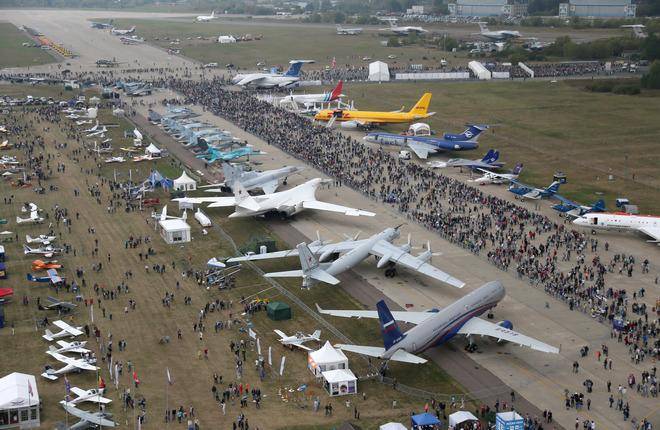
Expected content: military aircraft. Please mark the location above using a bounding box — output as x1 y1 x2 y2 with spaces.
201 163 304 194
573 212 660 244
470 163 523 185
26 234 57 245
90 20 113 29
66 387 112 405
111 26 136 36
379 18 428 35
196 146 266 163
232 60 314 89
336 25 363 35
42 320 84 342
274 329 321 350
24 244 62 258
317 280 559 364
61 402 117 428
38 296 77 313
475 22 521 41
552 197 605 218
428 149 504 170
46 340 90 355
508 179 561 200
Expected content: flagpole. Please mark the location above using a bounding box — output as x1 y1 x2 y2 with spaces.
165 369 169 426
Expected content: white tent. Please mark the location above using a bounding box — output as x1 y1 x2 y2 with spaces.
145 143 161 156
408 123 431 136
308 341 348 377
218 35 237 44
0 372 40 428
369 61 390 82
173 171 197 191
158 219 191 244
448 411 478 428
468 61 491 80
380 423 408 430
321 369 357 396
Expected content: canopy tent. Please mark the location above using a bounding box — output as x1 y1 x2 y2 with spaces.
308 341 348 377
146 170 173 189
0 372 40 428
380 422 408 430
408 123 431 136
144 143 162 156
266 301 291 321
369 61 390 82
321 369 357 396
448 411 478 429
411 413 441 429
173 170 197 191
158 218 191 244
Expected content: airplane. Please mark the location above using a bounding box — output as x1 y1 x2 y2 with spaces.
316 280 559 364
552 197 605 218
175 178 375 219
105 156 126 164
469 163 524 185
379 18 428 35
96 59 122 67
111 26 136 36
43 320 84 342
120 35 145 45
195 146 266 163
39 296 77 313
428 149 504 170
27 268 64 284
90 20 113 29
67 108 98 121
0 288 13 303
42 350 98 380
201 163 304 194
475 22 521 41
508 180 561 200
279 81 344 107
0 141 12 150
314 93 435 129
621 24 647 39
26 234 56 245
573 212 660 244
364 124 489 159
32 259 63 270
336 25 363 35
75 119 93 126
61 402 117 428
232 60 314 89
273 329 321 350
0 155 19 165
196 10 217 22
153 205 187 223
86 126 107 138
24 244 62 258
47 340 90 355
16 205 45 224
227 227 464 289
66 387 112 405
132 154 160 162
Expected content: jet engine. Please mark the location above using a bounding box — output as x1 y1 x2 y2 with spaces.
497 320 513 330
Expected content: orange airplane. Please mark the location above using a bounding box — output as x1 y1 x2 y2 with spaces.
31 259 63 270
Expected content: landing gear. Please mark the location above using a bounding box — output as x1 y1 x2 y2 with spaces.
465 335 478 353
384 267 397 278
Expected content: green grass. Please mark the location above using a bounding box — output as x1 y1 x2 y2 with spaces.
0 22 56 69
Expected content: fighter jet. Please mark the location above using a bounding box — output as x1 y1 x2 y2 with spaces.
508 179 561 200
274 329 321 351
42 320 84 342
39 296 77 313
427 149 504 170
47 340 90 355
61 402 117 428
201 163 304 194
42 353 97 380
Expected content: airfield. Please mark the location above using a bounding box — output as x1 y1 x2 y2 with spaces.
0 8 659 430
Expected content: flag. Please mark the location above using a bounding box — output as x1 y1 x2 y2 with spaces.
166 368 173 385
64 376 71 401
28 380 33 397
133 371 140 385
98 375 106 390
331 57 336 69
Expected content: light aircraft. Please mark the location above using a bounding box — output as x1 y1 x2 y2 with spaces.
232 60 313 89
175 178 375 219
24 244 62 258
47 340 90 355
90 20 113 29
317 280 559 364
552 197 605 218
16 204 44 224
336 25 363 35
621 24 647 38
573 212 660 244
86 126 107 138
75 119 93 126
32 259 63 270
111 26 136 36
42 350 97 380
508 179 561 200
0 288 13 302
61 402 117 428
154 205 187 223
475 22 521 41
196 11 217 22
39 296 77 313
428 149 504 169
121 35 145 45
67 108 98 121
82 121 100 133
380 18 428 35
66 387 112 405
227 227 464 289
201 163 303 194
0 141 12 150
0 156 18 165
105 156 126 164
26 234 56 245
120 147 139 153
27 268 64 284
470 163 524 185
274 329 321 350
43 320 84 342
196 146 266 163
365 124 488 159
315 93 435 128
279 81 344 107
132 154 160 162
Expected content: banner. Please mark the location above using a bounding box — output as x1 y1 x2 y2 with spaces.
256 338 261 356
268 347 272 366
279 356 286 376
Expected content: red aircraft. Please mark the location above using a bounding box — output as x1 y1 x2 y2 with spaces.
31 260 63 270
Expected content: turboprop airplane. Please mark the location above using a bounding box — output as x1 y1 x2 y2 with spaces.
196 146 266 163
552 197 605 218
428 149 504 169
39 296 77 313
61 402 117 428
227 227 464 289
27 268 64 284
314 93 435 128
26 234 56 245
232 60 314 89
380 18 428 35
47 340 90 355
66 387 112 405
317 280 559 364
42 320 84 342
24 244 62 258
196 10 217 22
175 178 375 219
279 81 344 107
201 163 304 194
470 163 523 185
274 329 321 350
364 124 488 159
111 26 136 36
336 25 363 35
508 179 561 200
475 22 521 41
573 212 660 244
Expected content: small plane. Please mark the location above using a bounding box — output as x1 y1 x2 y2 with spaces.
279 81 344 107
26 234 57 245
43 320 84 342
365 124 489 159
552 197 605 218
111 26 136 36
24 244 62 258
232 60 314 89
227 227 463 289
16 205 45 224
380 18 428 35
621 24 647 39
153 205 187 223
90 20 113 29
274 329 321 350
336 25 363 35
0 288 13 303
132 154 160 162
0 155 19 165
86 126 107 138
42 350 97 380
196 146 266 163
61 402 117 428
428 149 504 170
201 163 303 194
0 141 12 150
508 179 561 200
27 268 64 284
32 259 63 270
317 280 559 364
315 93 435 128
66 387 112 405
196 10 217 22
470 163 524 185
47 340 90 355
105 156 126 164
39 296 77 313
475 22 521 41
175 178 375 219
120 35 145 45
573 212 660 244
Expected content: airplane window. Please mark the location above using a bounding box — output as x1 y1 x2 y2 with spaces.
592 217 598 225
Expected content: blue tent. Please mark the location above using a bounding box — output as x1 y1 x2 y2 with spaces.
147 170 173 189
411 413 441 429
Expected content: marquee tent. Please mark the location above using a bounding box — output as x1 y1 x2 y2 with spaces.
0 372 40 429
321 369 357 396
369 61 390 82
173 170 197 191
308 341 348 377
448 411 478 429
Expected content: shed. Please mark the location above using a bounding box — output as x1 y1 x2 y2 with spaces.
308 340 348 377
369 61 390 82
266 301 291 321
321 369 357 396
448 411 478 429
411 413 441 429
173 171 197 191
380 423 408 430
0 372 40 429
158 219 191 244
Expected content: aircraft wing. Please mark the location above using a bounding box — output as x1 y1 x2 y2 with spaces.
273 329 287 340
291 343 312 351
72 359 98 371
53 320 84 336
260 179 280 194
62 403 117 427
522 190 542 199
236 75 266 86
457 317 559 353
173 197 236 207
334 344 427 364
301 200 375 217
638 226 660 243
476 168 511 179
227 240 361 263
370 241 465 288
316 303 436 325
406 141 437 160
47 269 62 283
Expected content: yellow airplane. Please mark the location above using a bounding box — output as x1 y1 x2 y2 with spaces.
314 92 435 128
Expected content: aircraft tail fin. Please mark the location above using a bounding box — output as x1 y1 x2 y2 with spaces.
478 22 489 32
311 330 321 340
284 61 304 77
298 242 319 272
329 80 343 101
591 199 606 212
221 162 240 186
27 273 35 282
512 162 523 175
481 149 495 162
409 93 432 116
377 300 404 350
461 124 488 142
546 181 561 194
233 181 259 211
160 206 167 221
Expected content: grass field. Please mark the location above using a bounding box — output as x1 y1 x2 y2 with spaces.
0 22 56 69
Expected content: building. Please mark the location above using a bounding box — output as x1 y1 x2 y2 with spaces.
449 0 528 17
559 0 636 17
0 373 40 429
406 5 426 14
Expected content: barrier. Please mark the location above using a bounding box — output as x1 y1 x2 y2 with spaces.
518 62 534 78
491 71 510 79
395 72 470 81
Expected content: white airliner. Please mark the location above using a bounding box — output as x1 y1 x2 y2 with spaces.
475 22 521 41
279 81 344 108
317 280 559 364
43 320 84 342
336 25 363 35
111 26 136 36
573 212 660 244
274 329 321 350
380 19 427 35
196 11 217 22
